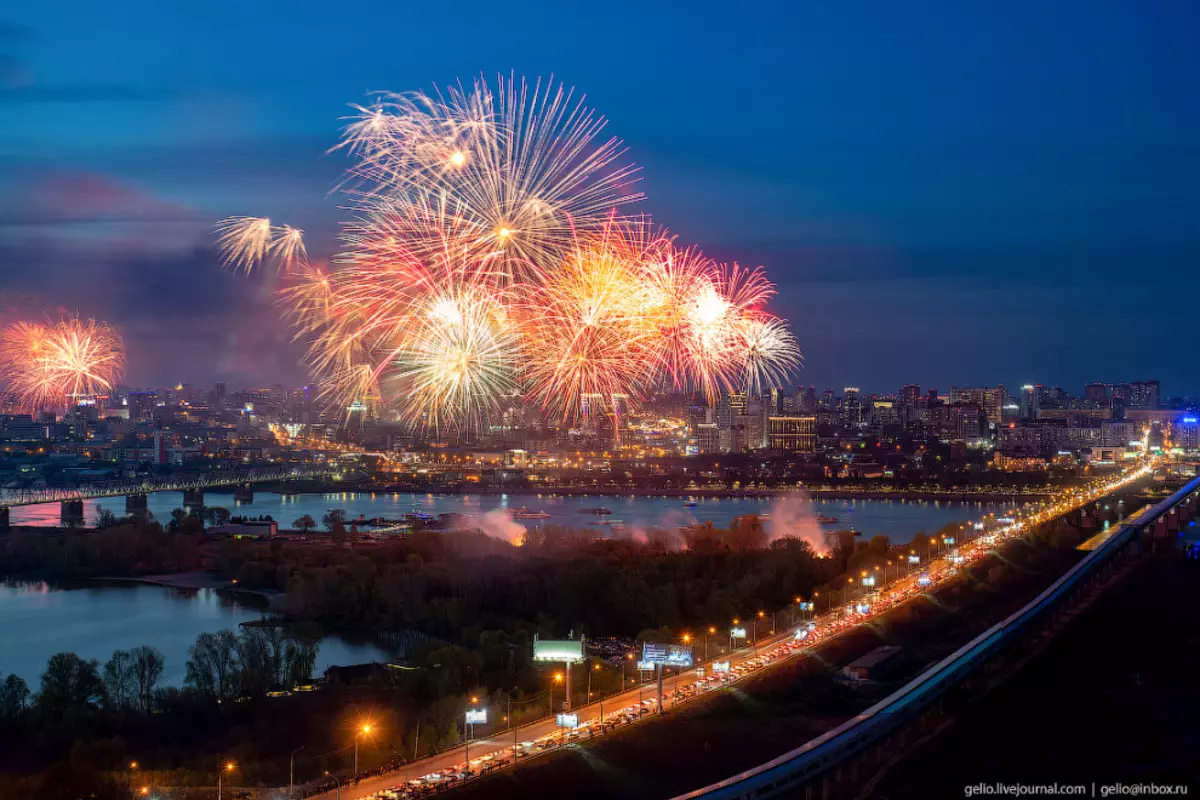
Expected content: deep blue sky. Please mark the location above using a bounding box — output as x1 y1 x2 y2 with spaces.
2 1 1197 395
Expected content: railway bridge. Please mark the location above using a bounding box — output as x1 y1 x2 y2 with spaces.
0 464 334 528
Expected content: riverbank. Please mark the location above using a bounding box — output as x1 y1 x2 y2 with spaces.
92 571 285 610
347 485 1056 503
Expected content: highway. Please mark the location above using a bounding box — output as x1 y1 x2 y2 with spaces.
306 463 1152 800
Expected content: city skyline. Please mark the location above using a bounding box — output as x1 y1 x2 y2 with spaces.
3 2 1199 391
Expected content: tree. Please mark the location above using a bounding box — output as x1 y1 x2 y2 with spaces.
169 508 188 531
293 514 317 534
0 673 30 722
185 630 239 700
204 506 231 527
36 653 106 717
131 646 165 713
284 639 320 688
324 509 347 544
102 650 136 710
95 508 119 530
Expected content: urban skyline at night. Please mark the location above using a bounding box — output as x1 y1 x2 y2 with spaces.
1 3 1197 798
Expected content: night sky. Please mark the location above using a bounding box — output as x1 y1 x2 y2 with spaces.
2 1 1197 395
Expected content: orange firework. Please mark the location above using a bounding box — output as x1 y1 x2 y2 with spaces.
0 317 125 411
217 75 801 432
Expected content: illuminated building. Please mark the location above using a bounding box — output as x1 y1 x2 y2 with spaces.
768 416 815 451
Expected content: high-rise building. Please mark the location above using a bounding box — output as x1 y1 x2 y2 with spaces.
1125 380 1160 410
212 382 227 410
768 416 815 451
1084 383 1110 408
950 385 1005 425
1019 384 1039 420
843 387 861 428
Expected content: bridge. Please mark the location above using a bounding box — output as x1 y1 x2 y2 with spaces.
672 472 1200 800
0 464 335 528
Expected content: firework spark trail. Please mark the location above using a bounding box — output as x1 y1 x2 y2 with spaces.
216 74 801 432
0 317 125 412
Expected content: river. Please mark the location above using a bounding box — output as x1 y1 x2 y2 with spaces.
0 581 391 688
2 492 1016 688
9 490 1015 545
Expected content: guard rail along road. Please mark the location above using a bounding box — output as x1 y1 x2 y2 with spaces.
673 474 1200 800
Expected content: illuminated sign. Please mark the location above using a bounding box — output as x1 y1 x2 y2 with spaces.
973 522 985 531
555 713 579 728
997 517 1015 524
729 627 747 639
917 574 932 587
907 555 920 564
943 537 955 545
465 709 487 725
533 638 584 663
861 576 876 587
855 603 871 614
1184 417 1198 424
641 642 694 668
712 661 731 673
794 629 809 641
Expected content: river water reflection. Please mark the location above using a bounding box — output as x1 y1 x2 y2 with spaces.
0 582 391 687
10 490 1013 545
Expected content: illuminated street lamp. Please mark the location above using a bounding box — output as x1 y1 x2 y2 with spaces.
217 762 235 800
705 626 716 661
353 723 373 778
551 671 564 714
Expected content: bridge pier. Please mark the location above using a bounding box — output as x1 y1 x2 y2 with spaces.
125 493 148 516
183 489 204 510
61 499 84 527
233 484 254 503
0 507 8 532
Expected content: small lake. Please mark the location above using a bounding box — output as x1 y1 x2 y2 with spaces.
9 490 1017 545
0 582 391 688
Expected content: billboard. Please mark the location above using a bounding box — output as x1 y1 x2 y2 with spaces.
861 575 876 587
533 638 584 663
794 628 809 641
730 626 747 639
555 713 579 728
465 709 487 725
712 661 731 673
907 554 921 564
641 642 694 669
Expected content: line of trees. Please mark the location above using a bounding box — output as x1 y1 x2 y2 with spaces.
184 627 319 700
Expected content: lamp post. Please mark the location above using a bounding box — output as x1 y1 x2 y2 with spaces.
217 762 235 800
587 662 601 703
128 761 138 794
551 672 563 715
289 745 305 798
354 723 372 778
706 626 716 661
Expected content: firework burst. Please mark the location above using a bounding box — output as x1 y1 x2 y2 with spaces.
217 74 800 433
0 317 125 411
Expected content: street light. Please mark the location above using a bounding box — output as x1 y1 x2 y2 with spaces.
354 723 373 778
289 745 306 798
551 672 564 714
706 626 716 661
587 662 601 701
217 762 235 800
